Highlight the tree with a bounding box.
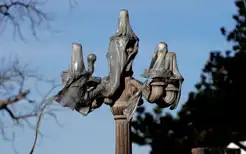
[0,0,75,153]
[0,0,77,39]
[131,0,246,154]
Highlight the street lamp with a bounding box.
[55,9,184,154]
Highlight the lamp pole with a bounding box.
[56,9,184,154]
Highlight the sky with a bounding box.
[0,0,236,154]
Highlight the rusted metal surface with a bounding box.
[192,147,241,154]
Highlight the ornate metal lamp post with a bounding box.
[55,9,184,154]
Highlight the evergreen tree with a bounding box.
[131,1,246,154]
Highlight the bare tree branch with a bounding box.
[68,0,78,9]
[0,56,61,144]
[0,90,30,108]
[0,0,80,152]
[0,0,51,39]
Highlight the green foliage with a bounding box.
[131,1,246,154]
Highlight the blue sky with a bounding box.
[0,0,236,154]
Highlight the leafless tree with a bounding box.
[0,0,78,39]
[0,56,60,152]
[0,0,77,153]
[0,0,52,39]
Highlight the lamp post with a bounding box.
[55,9,184,154]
